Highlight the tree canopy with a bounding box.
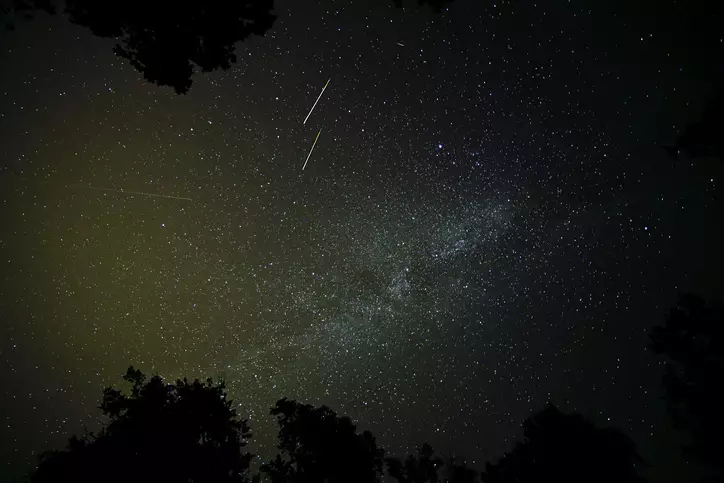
[481,405,646,483]
[25,367,652,483]
[63,0,277,94]
[1,0,276,94]
[650,293,724,473]
[29,367,253,483]
[2,0,457,94]
[261,398,385,483]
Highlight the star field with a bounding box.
[1,0,723,481]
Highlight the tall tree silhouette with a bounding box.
[387,443,478,483]
[261,398,385,483]
[481,405,645,483]
[651,293,724,473]
[28,366,254,483]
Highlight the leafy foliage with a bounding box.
[2,0,275,92]
[261,398,385,483]
[651,293,724,471]
[29,366,254,483]
[63,0,276,94]
[481,405,646,483]
[27,370,650,483]
[3,0,455,92]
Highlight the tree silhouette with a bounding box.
[665,93,724,162]
[63,0,276,94]
[387,443,478,483]
[24,366,655,483]
[650,293,724,473]
[2,0,459,92]
[442,456,478,483]
[481,405,645,483]
[2,0,275,93]
[387,443,443,483]
[261,398,385,483]
[28,366,254,483]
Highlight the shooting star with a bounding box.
[303,78,331,125]
[67,183,193,201]
[10,175,193,201]
[302,129,322,171]
[396,42,405,47]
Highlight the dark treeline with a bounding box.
[27,368,645,483]
[26,294,723,483]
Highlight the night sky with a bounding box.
[1,0,722,481]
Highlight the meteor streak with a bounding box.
[11,175,193,201]
[67,183,193,201]
[303,78,331,125]
[302,129,322,171]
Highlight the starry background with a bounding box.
[1,0,723,480]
